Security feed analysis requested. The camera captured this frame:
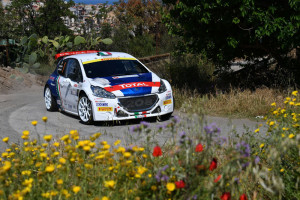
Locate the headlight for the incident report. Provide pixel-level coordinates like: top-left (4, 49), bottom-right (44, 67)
top-left (91, 85), bottom-right (116, 99)
top-left (158, 80), bottom-right (167, 93)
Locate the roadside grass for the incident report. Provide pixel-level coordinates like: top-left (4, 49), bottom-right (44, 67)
top-left (174, 87), bottom-right (286, 118)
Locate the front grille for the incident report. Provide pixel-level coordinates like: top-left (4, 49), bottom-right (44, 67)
top-left (118, 94), bottom-right (158, 112)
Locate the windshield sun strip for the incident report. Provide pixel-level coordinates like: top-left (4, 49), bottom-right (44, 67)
top-left (82, 57), bottom-right (136, 65)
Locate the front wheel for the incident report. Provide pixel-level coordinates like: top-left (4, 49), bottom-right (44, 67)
top-left (44, 86), bottom-right (58, 111)
top-left (78, 95), bottom-right (93, 124)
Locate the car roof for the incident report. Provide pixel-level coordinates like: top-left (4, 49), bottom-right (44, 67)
top-left (64, 52), bottom-right (136, 63)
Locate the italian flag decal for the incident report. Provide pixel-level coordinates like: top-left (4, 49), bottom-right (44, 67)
top-left (99, 52), bottom-right (112, 56)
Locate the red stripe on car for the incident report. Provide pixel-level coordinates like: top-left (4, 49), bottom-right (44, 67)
top-left (104, 82), bottom-right (160, 92)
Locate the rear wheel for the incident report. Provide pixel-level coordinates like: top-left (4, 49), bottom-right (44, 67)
top-left (44, 86), bottom-right (58, 111)
top-left (78, 95), bottom-right (93, 124)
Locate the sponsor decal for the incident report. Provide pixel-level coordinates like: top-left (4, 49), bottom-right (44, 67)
top-left (112, 77), bottom-right (119, 79)
top-left (163, 99), bottom-right (172, 105)
top-left (98, 107), bottom-right (113, 112)
top-left (104, 82), bottom-right (160, 92)
top-left (74, 84), bottom-right (78, 87)
top-left (96, 103), bottom-right (108, 107)
top-left (49, 76), bottom-right (55, 81)
top-left (95, 100), bottom-right (105, 103)
top-left (82, 57), bottom-right (136, 64)
top-left (166, 93), bottom-right (172, 100)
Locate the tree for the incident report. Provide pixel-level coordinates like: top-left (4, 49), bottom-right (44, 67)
top-left (37, 0), bottom-right (75, 37)
top-left (115, 0), bottom-right (162, 36)
top-left (163, 0), bottom-right (300, 69)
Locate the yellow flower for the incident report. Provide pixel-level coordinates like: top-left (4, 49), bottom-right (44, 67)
top-left (2, 137), bottom-right (9, 143)
top-left (31, 120), bottom-right (38, 126)
top-left (114, 140), bottom-right (121, 146)
top-left (62, 189), bottom-right (71, 198)
top-left (23, 130), bottom-right (30, 136)
top-left (43, 135), bottom-right (52, 142)
top-left (288, 134), bottom-right (295, 139)
top-left (103, 144), bottom-right (111, 150)
top-left (84, 164), bottom-right (93, 169)
top-left (53, 152), bottom-right (60, 157)
top-left (59, 158), bottom-right (66, 164)
top-left (42, 192), bottom-right (50, 198)
top-left (289, 102), bottom-right (295, 106)
top-left (271, 102), bottom-right (276, 106)
top-left (166, 182), bottom-right (176, 192)
top-left (102, 197), bottom-right (109, 200)
top-left (22, 178), bottom-right (33, 186)
top-left (292, 91), bottom-right (298, 96)
top-left (139, 147), bottom-right (145, 152)
top-left (21, 170), bottom-right (31, 176)
top-left (254, 128), bottom-right (259, 133)
top-left (123, 152), bottom-right (131, 158)
top-left (116, 146), bottom-right (126, 153)
top-left (2, 161), bottom-right (12, 171)
top-left (137, 166), bottom-right (147, 175)
top-left (281, 134), bottom-right (285, 138)
top-left (281, 109), bottom-right (286, 113)
top-left (280, 168), bottom-right (284, 172)
top-left (260, 143), bottom-right (265, 148)
top-left (73, 186), bottom-right (81, 194)
top-left (269, 121), bottom-right (275, 126)
top-left (104, 180), bottom-right (116, 188)
top-left (56, 179), bottom-right (63, 185)
top-left (42, 116), bottom-right (48, 122)
top-left (101, 141), bottom-right (107, 145)
top-left (45, 165), bottom-right (55, 173)
top-left (53, 142), bottom-right (60, 147)
top-left (142, 154), bottom-right (147, 158)
top-left (61, 135), bottom-right (69, 141)
top-left (40, 152), bottom-right (47, 158)
top-left (151, 185), bottom-right (157, 191)
top-left (42, 143), bottom-right (48, 147)
top-left (83, 146), bottom-right (91, 152)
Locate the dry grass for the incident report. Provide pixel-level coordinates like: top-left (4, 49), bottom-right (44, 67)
top-left (174, 87), bottom-right (286, 118)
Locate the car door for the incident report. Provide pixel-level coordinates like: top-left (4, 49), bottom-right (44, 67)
top-left (58, 58), bottom-right (83, 113)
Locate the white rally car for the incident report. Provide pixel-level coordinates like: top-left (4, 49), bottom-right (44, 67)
top-left (44, 51), bottom-right (174, 124)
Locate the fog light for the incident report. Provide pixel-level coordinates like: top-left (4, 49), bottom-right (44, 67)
top-left (151, 106), bottom-right (161, 114)
top-left (117, 110), bottom-right (128, 117)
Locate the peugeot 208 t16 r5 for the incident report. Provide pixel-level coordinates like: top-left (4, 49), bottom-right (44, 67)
top-left (44, 51), bottom-right (174, 124)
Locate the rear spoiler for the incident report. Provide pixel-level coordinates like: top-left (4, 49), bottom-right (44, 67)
top-left (55, 50), bottom-right (99, 60)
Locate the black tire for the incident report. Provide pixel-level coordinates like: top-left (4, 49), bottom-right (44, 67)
top-left (44, 86), bottom-right (58, 111)
top-left (78, 94), bottom-right (94, 124)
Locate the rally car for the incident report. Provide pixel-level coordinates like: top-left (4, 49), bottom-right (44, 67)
top-left (44, 51), bottom-right (174, 124)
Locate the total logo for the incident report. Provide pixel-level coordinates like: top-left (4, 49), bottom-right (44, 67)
top-left (96, 103), bottom-right (108, 107)
top-left (119, 82), bottom-right (148, 89)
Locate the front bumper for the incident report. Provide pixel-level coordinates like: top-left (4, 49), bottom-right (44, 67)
top-left (91, 91), bottom-right (174, 121)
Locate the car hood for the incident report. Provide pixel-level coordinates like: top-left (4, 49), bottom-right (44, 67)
top-left (88, 72), bottom-right (161, 97)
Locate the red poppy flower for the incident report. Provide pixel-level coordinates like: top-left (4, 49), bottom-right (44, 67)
top-left (152, 146), bottom-right (162, 157)
top-left (239, 194), bottom-right (248, 200)
top-left (214, 175), bottom-right (222, 183)
top-left (220, 192), bottom-right (231, 200)
top-left (195, 143), bottom-right (204, 152)
top-left (209, 158), bottom-right (217, 171)
top-left (175, 180), bottom-right (185, 188)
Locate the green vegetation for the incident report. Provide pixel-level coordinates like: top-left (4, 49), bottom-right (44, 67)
top-left (163, 0), bottom-right (300, 72)
top-left (0, 91), bottom-right (299, 199)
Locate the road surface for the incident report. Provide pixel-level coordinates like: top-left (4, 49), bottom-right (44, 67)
top-left (0, 85), bottom-right (266, 151)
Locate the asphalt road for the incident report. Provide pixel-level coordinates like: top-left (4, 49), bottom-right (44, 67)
top-left (0, 85), bottom-right (266, 152)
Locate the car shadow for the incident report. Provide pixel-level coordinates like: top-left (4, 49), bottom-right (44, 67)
top-left (60, 110), bottom-right (172, 127)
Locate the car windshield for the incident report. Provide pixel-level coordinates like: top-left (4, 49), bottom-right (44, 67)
top-left (83, 60), bottom-right (149, 78)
